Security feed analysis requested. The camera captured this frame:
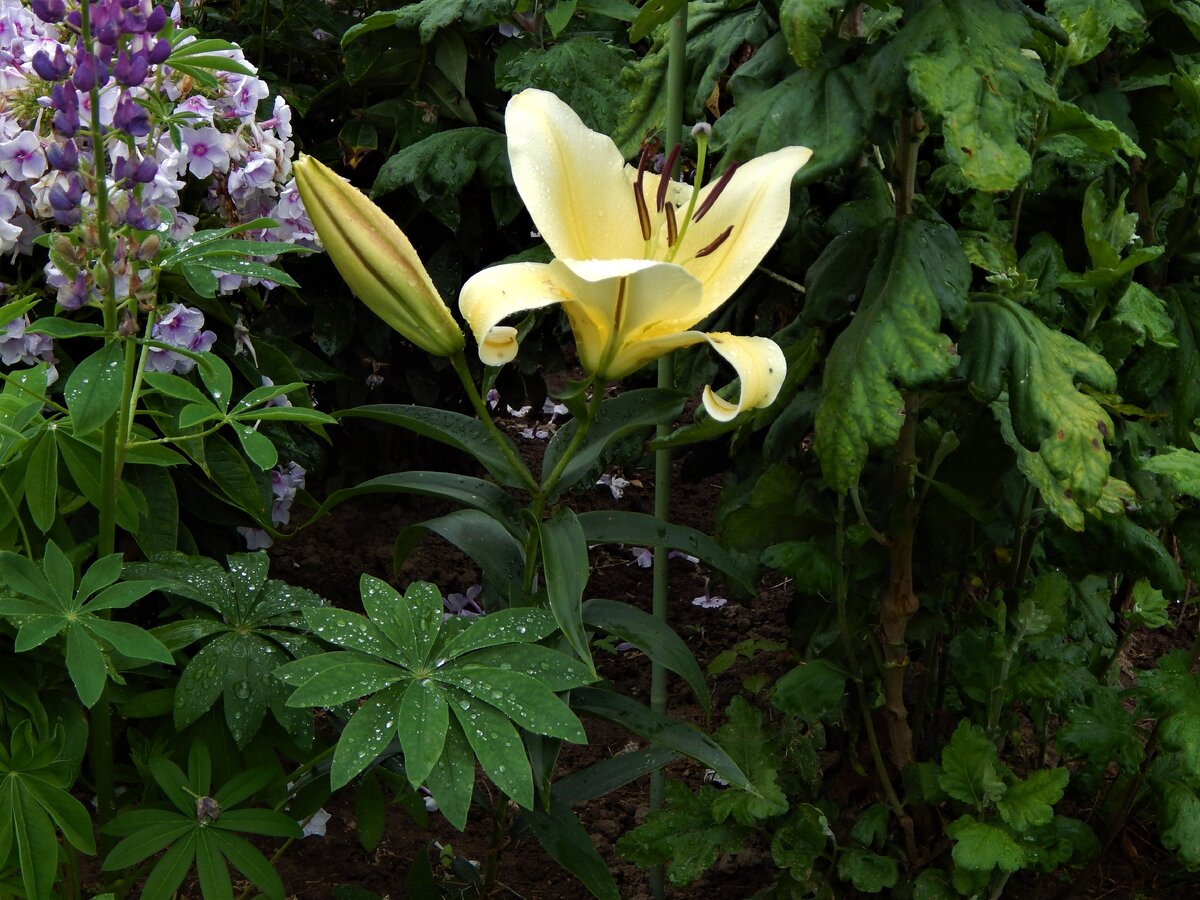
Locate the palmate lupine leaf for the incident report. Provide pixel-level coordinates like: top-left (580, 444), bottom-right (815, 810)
top-left (813, 211), bottom-right (970, 492)
top-left (959, 295), bottom-right (1117, 521)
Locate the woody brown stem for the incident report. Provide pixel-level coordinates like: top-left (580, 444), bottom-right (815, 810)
top-left (880, 393), bottom-right (921, 768)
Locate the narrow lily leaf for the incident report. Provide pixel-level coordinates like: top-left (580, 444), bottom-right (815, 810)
top-left (395, 510), bottom-right (526, 609)
top-left (583, 598), bottom-right (709, 716)
top-left (539, 508), bottom-right (595, 675)
top-left (542, 389), bottom-right (686, 499)
top-left (448, 689), bottom-right (534, 807)
top-left (339, 405), bottom-right (532, 489)
top-left (314, 471), bottom-right (525, 534)
top-left (441, 608), bottom-right (559, 659)
top-left (398, 678), bottom-right (450, 788)
top-left (330, 685), bottom-right (406, 789)
top-left (437, 666), bottom-right (586, 742)
top-left (572, 688), bottom-right (752, 792)
top-left (424, 718), bottom-right (475, 830)
top-left (552, 746), bottom-right (680, 807)
top-left (519, 799), bottom-right (620, 900)
top-left (577, 510), bottom-right (755, 596)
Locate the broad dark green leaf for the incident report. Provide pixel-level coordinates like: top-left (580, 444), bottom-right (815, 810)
top-left (65, 342), bottom-right (124, 437)
top-left (339, 405), bottom-right (531, 489)
top-left (520, 799), bottom-right (620, 900)
top-left (398, 678), bottom-right (449, 787)
top-left (424, 718), bottom-right (475, 830)
top-left (577, 509), bottom-right (755, 596)
top-left (23, 429), bottom-right (57, 533)
top-left (813, 212), bottom-right (970, 491)
top-left (449, 688), bottom-right (534, 807)
top-left (437, 665), bottom-right (585, 741)
top-left (395, 510), bottom-right (525, 608)
top-left (572, 688), bottom-right (751, 792)
top-left (539, 508), bottom-right (594, 674)
top-left (582, 598), bottom-right (709, 716)
top-left (331, 686), bottom-right (406, 789)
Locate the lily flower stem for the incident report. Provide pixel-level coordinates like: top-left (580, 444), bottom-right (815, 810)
top-left (450, 351), bottom-right (538, 494)
top-left (650, 9), bottom-right (688, 900)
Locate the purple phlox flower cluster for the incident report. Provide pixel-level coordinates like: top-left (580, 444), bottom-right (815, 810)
top-left (0, 0), bottom-right (315, 303)
top-left (270, 460), bottom-right (305, 527)
top-left (0, 313), bottom-right (57, 382)
top-left (145, 302), bottom-right (215, 374)
top-left (597, 472), bottom-right (630, 499)
top-left (444, 584), bottom-right (483, 620)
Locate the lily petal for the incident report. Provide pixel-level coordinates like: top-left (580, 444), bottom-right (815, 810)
top-left (674, 146), bottom-right (813, 318)
top-left (459, 262), bottom-right (568, 365)
top-left (506, 89), bottom-right (644, 262)
top-left (550, 258), bottom-right (703, 377)
top-left (639, 331), bottom-right (787, 422)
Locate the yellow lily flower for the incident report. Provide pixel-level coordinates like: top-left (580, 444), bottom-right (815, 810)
top-left (294, 155), bottom-right (465, 357)
top-left (458, 89), bottom-right (812, 421)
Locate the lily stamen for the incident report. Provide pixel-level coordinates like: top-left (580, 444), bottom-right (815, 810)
top-left (693, 162), bottom-right (740, 223)
top-left (657, 143), bottom-right (681, 213)
top-left (694, 225), bottom-right (734, 258)
top-left (633, 144), bottom-right (653, 242)
top-left (665, 203), bottom-right (678, 248)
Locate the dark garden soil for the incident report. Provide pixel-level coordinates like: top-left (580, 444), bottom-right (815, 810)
top-left (237, 410), bottom-right (1198, 900)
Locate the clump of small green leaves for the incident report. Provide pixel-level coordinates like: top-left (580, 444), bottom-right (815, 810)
top-left (276, 576), bottom-right (596, 828)
top-left (127, 551), bottom-right (328, 747)
top-left (101, 741), bottom-right (300, 900)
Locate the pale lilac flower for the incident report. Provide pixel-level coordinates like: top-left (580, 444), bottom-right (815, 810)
top-left (542, 398), bottom-right (569, 418)
top-left (444, 585), bottom-right (483, 619)
top-left (299, 807), bottom-right (331, 838)
top-left (597, 474), bottom-right (630, 499)
top-left (631, 547), bottom-right (653, 568)
top-left (486, 388), bottom-right (500, 409)
top-left (237, 526), bottom-right (272, 550)
top-left (260, 375), bottom-right (291, 408)
top-left (180, 126), bottom-right (230, 179)
top-left (669, 551), bottom-right (699, 565)
top-left (506, 404), bottom-right (531, 418)
top-left (692, 590), bottom-right (727, 610)
top-left (0, 132), bottom-right (46, 181)
top-left (146, 304), bottom-right (216, 374)
top-left (419, 786), bottom-right (438, 812)
top-left (0, 314), bottom-right (57, 382)
top-left (521, 425), bottom-right (550, 440)
top-left (271, 461), bottom-right (305, 527)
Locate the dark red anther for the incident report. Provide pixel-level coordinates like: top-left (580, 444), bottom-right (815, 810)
top-left (694, 225), bottom-right (733, 258)
top-left (665, 203), bottom-right (678, 247)
top-left (634, 143), bottom-right (653, 241)
top-left (693, 161), bottom-right (740, 223)
top-left (657, 143), bottom-right (681, 213)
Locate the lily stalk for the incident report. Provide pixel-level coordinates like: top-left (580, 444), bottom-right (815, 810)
top-left (293, 155), bottom-right (465, 357)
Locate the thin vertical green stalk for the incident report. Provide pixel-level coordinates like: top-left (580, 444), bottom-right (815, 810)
top-left (79, 0), bottom-right (120, 835)
top-left (650, 7), bottom-right (688, 899)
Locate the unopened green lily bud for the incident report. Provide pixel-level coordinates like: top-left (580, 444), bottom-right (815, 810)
top-left (293, 155), bottom-right (465, 357)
